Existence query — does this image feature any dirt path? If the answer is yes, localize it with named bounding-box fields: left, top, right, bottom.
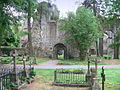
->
left=21, top=76, right=90, bottom=90
left=33, top=60, right=120, bottom=69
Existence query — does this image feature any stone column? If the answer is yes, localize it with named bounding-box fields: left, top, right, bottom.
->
left=92, top=78, right=101, bottom=90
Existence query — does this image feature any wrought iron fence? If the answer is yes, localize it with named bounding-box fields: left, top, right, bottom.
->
left=0, top=66, right=35, bottom=90
left=0, top=73, right=11, bottom=90
left=54, top=69, right=89, bottom=87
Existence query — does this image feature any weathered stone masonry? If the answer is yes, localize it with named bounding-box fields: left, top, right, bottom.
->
left=31, top=18, right=79, bottom=59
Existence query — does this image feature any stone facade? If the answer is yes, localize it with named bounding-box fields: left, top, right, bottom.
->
left=31, top=18, right=79, bottom=58
left=20, top=17, right=115, bottom=59
left=20, top=2, right=116, bottom=59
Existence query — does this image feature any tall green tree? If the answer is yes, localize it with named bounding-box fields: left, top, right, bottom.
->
left=104, top=0, right=120, bottom=59
left=27, top=0, right=37, bottom=56
left=60, top=7, right=100, bottom=60
left=0, top=0, right=37, bottom=45
left=83, top=0, right=105, bottom=57
left=0, top=0, right=20, bottom=45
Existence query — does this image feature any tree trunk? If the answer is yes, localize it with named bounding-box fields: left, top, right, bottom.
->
left=99, top=38, right=103, bottom=57
left=93, top=0, right=100, bottom=57
left=113, top=23, right=119, bottom=59
left=96, top=40, right=100, bottom=56
left=28, top=0, right=33, bottom=56
left=114, top=38, right=119, bottom=59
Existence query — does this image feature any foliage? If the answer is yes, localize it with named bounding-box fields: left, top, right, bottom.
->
left=0, top=0, right=37, bottom=46
left=59, top=7, right=100, bottom=60
left=104, top=0, right=120, bottom=59
left=0, top=57, right=12, bottom=64
left=37, top=1, right=59, bottom=21
left=0, top=56, right=50, bottom=65
left=103, top=55, right=112, bottom=59
left=109, top=42, right=120, bottom=49
left=30, top=69, right=36, bottom=78
left=8, top=82, right=18, bottom=87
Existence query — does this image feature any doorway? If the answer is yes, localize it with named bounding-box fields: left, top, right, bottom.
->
left=53, top=43, right=67, bottom=60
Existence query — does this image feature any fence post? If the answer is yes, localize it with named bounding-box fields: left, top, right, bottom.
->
left=101, top=67, right=105, bottom=90
left=0, top=78, right=2, bottom=90
left=12, top=52, right=17, bottom=82
left=23, top=57, right=27, bottom=77
left=54, top=70, right=56, bottom=83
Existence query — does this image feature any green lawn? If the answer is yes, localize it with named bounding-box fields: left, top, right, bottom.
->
left=58, top=54, right=64, bottom=59
left=58, top=58, right=88, bottom=65
left=97, top=68, right=120, bottom=90
left=0, top=57, right=51, bottom=65
left=58, top=57, right=120, bottom=65
left=35, top=68, right=120, bottom=90
left=15, top=58, right=51, bottom=65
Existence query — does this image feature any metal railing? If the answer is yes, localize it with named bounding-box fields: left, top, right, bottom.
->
left=0, top=73, right=11, bottom=90
left=0, top=66, right=35, bottom=90
left=54, top=69, right=89, bottom=86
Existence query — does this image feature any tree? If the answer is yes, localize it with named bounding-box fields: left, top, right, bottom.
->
left=0, top=0, right=19, bottom=45
left=37, top=1, right=59, bottom=28
left=104, top=0, right=120, bottom=59
left=0, top=0, right=38, bottom=57
left=60, top=7, right=100, bottom=60
left=83, top=0, right=105, bottom=57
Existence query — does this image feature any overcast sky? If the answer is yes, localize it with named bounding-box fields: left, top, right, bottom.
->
left=38, top=0, right=84, bottom=17
left=56, top=0, right=85, bottom=17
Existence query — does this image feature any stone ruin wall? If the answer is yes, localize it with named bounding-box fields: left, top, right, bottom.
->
left=31, top=18, right=79, bottom=58
left=20, top=16, right=116, bottom=58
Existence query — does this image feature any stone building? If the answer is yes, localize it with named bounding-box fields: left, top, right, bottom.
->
left=20, top=2, right=117, bottom=59
left=31, top=19, right=79, bottom=59
left=20, top=2, right=79, bottom=59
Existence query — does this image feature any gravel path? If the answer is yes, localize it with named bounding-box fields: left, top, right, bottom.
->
left=33, top=60, right=120, bottom=69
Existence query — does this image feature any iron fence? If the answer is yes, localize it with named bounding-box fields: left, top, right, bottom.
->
left=54, top=69, right=89, bottom=87
left=0, top=73, right=11, bottom=90
left=0, top=66, right=35, bottom=90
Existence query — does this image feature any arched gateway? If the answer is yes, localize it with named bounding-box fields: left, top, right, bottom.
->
left=53, top=43, right=67, bottom=60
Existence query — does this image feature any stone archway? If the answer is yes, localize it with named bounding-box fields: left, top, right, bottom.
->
left=53, top=43, right=67, bottom=60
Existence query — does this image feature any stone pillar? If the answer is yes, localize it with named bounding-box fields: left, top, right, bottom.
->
left=91, top=68, right=97, bottom=85
left=86, top=74, right=92, bottom=85
left=90, top=68, right=101, bottom=90
left=92, top=78, right=101, bottom=90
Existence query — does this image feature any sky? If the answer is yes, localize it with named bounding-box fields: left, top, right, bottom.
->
left=55, top=0, right=84, bottom=17
left=38, top=0, right=85, bottom=17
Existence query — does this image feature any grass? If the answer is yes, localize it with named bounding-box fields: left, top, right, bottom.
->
left=15, top=58, right=51, bottom=65
left=58, top=58, right=88, bottom=65
left=58, top=54, right=64, bottom=59
left=97, top=68, right=120, bottom=90
left=0, top=57, right=51, bottom=65
left=57, top=57, right=100, bottom=65
left=58, top=57, right=120, bottom=65
left=34, top=68, right=120, bottom=90
left=36, top=58, right=51, bottom=65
